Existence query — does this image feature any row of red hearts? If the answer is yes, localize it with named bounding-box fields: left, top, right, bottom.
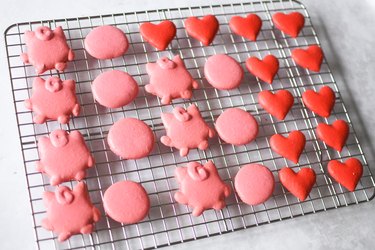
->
left=140, top=12, right=305, bottom=50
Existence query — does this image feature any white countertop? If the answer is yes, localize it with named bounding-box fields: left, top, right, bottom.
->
left=1, top=0, right=374, bottom=249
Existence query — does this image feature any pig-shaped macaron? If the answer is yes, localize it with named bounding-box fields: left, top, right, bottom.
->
left=42, top=182, right=101, bottom=241
left=145, top=55, right=198, bottom=104
left=36, top=129, right=94, bottom=185
left=20, top=26, right=74, bottom=74
left=161, top=104, right=215, bottom=157
left=24, top=76, right=80, bottom=124
left=174, top=161, right=231, bottom=216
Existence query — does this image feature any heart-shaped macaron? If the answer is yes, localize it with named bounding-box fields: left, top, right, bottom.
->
left=291, top=45, right=323, bottom=72
left=272, top=12, right=305, bottom=38
left=229, top=14, right=262, bottom=41
left=258, top=90, right=294, bottom=120
left=302, top=86, right=335, bottom=117
left=270, top=130, right=306, bottom=164
left=327, top=158, right=363, bottom=192
left=317, top=120, right=349, bottom=152
left=185, top=15, right=219, bottom=46
left=246, top=54, right=279, bottom=84
left=140, top=20, right=176, bottom=50
left=279, top=167, right=316, bottom=201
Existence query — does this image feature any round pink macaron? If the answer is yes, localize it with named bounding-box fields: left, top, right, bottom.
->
left=84, top=25, right=129, bottom=59
left=204, top=54, right=244, bottom=90
left=107, top=118, right=154, bottom=159
left=215, top=108, right=258, bottom=145
left=92, top=70, right=139, bottom=108
left=235, top=164, right=275, bottom=205
left=103, top=181, right=150, bottom=224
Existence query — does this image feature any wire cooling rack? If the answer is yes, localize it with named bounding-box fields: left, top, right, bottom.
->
left=4, top=0, right=375, bottom=249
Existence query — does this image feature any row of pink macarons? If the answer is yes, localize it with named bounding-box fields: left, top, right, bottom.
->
left=20, top=12, right=306, bottom=75
left=37, top=159, right=301, bottom=242
left=39, top=142, right=362, bottom=243
left=89, top=38, right=324, bottom=109
left=35, top=98, right=360, bottom=193
left=90, top=43, right=324, bottom=111
left=84, top=12, right=306, bottom=57
left=37, top=159, right=297, bottom=242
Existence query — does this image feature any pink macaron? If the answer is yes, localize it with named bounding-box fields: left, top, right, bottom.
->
left=107, top=118, right=154, bottom=159
left=92, top=70, right=138, bottom=108
left=215, top=108, right=258, bottom=145
left=84, top=25, right=129, bottom=59
left=103, top=181, right=150, bottom=224
left=204, top=54, right=244, bottom=90
left=235, top=164, right=275, bottom=205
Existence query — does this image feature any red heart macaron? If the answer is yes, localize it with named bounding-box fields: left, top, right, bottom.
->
left=246, top=54, right=279, bottom=84
left=185, top=15, right=219, bottom=46
left=140, top=20, right=176, bottom=50
left=291, top=45, right=324, bottom=72
left=272, top=12, right=305, bottom=38
left=270, top=130, right=306, bottom=164
left=279, top=167, right=316, bottom=201
left=302, top=86, right=335, bottom=118
left=229, top=14, right=262, bottom=41
left=258, top=89, right=294, bottom=120
left=327, top=158, right=363, bottom=192
left=317, top=120, right=349, bottom=152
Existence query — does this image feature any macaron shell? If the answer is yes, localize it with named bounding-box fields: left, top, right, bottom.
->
left=145, top=55, right=198, bottom=104
left=235, top=164, right=275, bottom=205
left=42, top=182, right=101, bottom=242
left=92, top=70, right=139, bottom=108
left=246, top=54, right=279, bottom=84
left=174, top=161, right=231, bottom=216
left=272, top=12, right=305, bottom=38
left=37, top=130, right=94, bottom=186
left=270, top=130, right=306, bottom=164
left=160, top=104, right=215, bottom=157
left=316, top=120, right=349, bottom=151
left=302, top=85, right=335, bottom=118
left=140, top=21, right=176, bottom=50
left=229, top=14, right=262, bottom=41
left=327, top=158, right=363, bottom=192
left=185, top=15, right=219, bottom=46
left=258, top=89, right=294, bottom=120
left=291, top=45, right=324, bottom=72
left=21, top=26, right=74, bottom=74
left=84, top=25, right=129, bottom=59
left=24, top=76, right=80, bottom=124
left=103, top=181, right=150, bottom=224
left=279, top=167, right=316, bottom=201
left=215, top=108, right=258, bottom=145
left=204, top=54, right=244, bottom=90
left=107, top=118, right=154, bottom=159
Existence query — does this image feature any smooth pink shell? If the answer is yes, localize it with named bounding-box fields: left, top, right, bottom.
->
left=103, top=181, right=150, bottom=224
left=92, top=70, right=139, bottom=108
left=84, top=25, right=129, bottom=59
left=204, top=54, right=244, bottom=90
left=235, top=164, right=275, bottom=205
left=215, top=108, right=258, bottom=145
left=107, top=118, right=154, bottom=159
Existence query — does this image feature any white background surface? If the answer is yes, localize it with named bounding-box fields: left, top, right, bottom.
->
left=1, top=0, right=375, bottom=249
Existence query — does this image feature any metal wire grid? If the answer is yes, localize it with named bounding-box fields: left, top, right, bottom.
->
left=4, top=0, right=375, bottom=249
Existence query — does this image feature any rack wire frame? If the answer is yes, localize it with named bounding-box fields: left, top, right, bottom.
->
left=4, top=0, right=375, bottom=249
